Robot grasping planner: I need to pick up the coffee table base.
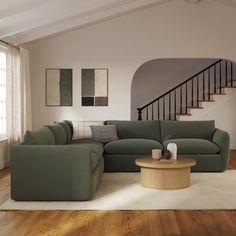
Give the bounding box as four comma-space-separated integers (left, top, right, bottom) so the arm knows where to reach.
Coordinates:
140, 167, 191, 190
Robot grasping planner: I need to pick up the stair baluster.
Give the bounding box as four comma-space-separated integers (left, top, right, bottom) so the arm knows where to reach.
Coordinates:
225, 60, 227, 87
169, 93, 171, 120
214, 65, 217, 93
219, 61, 222, 93
208, 69, 211, 101
163, 97, 165, 120
231, 62, 233, 86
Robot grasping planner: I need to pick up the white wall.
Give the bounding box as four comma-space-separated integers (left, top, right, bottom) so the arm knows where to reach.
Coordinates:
179, 88, 236, 149
25, 0, 236, 130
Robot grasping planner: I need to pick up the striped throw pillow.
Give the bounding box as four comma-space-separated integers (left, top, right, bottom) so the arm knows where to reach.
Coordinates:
90, 125, 119, 143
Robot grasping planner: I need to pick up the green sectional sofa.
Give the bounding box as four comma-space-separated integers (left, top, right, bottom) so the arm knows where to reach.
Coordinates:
11, 120, 230, 201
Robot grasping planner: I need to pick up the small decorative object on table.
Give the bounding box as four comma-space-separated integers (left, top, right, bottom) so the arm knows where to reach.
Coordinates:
167, 143, 177, 160
152, 149, 162, 160
161, 149, 172, 160
159, 134, 173, 161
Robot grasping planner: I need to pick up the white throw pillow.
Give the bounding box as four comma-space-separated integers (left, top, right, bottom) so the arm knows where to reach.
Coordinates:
72, 120, 104, 140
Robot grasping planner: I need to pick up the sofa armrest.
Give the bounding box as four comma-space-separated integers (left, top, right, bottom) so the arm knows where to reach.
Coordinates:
212, 129, 230, 171
11, 144, 93, 200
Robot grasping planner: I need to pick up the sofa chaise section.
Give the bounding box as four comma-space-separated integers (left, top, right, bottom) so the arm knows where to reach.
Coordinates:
161, 120, 230, 172
11, 123, 104, 201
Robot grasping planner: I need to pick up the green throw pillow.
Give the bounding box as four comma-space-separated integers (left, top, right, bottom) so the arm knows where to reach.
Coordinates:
23, 127, 55, 145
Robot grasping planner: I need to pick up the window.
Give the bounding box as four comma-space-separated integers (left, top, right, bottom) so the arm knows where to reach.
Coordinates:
0, 47, 7, 139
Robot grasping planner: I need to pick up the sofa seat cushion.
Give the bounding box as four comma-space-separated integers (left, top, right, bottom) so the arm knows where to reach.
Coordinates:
163, 139, 220, 154
69, 140, 104, 171
104, 139, 163, 154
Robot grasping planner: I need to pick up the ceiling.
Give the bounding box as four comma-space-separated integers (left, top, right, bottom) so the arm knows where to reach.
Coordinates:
0, 0, 235, 45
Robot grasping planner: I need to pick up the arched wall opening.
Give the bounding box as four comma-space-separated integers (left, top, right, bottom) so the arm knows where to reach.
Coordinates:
131, 58, 223, 120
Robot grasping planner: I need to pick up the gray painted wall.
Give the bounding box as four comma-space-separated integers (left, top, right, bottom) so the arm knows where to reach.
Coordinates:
131, 59, 218, 120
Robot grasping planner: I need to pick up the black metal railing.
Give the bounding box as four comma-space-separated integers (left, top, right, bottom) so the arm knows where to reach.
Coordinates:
137, 59, 235, 120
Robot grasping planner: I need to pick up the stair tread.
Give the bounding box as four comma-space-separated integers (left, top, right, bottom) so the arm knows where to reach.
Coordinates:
208, 93, 226, 95
198, 100, 215, 102
187, 107, 203, 109
176, 113, 192, 116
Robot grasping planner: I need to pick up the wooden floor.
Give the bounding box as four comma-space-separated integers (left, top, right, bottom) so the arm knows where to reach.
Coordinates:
0, 151, 236, 236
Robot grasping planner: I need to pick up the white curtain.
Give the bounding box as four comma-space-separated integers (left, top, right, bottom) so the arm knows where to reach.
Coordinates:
5, 46, 32, 167
19, 47, 32, 138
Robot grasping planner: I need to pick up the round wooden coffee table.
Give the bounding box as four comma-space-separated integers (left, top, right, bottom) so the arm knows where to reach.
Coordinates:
135, 157, 196, 190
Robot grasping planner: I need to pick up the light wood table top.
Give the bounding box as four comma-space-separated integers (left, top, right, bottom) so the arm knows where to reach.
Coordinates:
135, 157, 196, 169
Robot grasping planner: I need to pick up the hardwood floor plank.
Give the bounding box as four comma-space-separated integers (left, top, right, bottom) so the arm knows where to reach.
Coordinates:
103, 211, 123, 236
27, 211, 60, 236
0, 170, 10, 205
149, 211, 181, 236
147, 211, 166, 236
109, 211, 149, 236
0, 211, 29, 236
0, 151, 235, 235
210, 211, 236, 236
160, 211, 181, 235
12, 211, 42, 236
196, 211, 226, 236
68, 211, 102, 236
175, 211, 212, 236
225, 210, 236, 224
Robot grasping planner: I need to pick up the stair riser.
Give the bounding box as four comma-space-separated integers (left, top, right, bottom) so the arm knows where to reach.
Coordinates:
226, 81, 236, 87
178, 86, 236, 120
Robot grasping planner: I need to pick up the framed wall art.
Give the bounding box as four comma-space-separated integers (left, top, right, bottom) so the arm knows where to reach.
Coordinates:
46, 68, 72, 106
81, 68, 108, 106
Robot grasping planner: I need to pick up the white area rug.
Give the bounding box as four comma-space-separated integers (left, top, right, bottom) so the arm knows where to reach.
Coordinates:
1, 171, 236, 210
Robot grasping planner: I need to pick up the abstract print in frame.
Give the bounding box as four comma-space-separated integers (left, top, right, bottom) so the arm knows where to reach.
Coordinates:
82, 68, 108, 106
46, 68, 72, 106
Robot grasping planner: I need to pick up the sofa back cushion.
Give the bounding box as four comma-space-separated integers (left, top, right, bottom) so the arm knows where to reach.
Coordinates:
55, 121, 72, 143
23, 127, 55, 145
46, 124, 67, 145
160, 120, 215, 141
106, 120, 161, 141
64, 120, 73, 139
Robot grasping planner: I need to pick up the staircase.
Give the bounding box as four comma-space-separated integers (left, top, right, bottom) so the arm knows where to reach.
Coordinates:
137, 59, 236, 121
